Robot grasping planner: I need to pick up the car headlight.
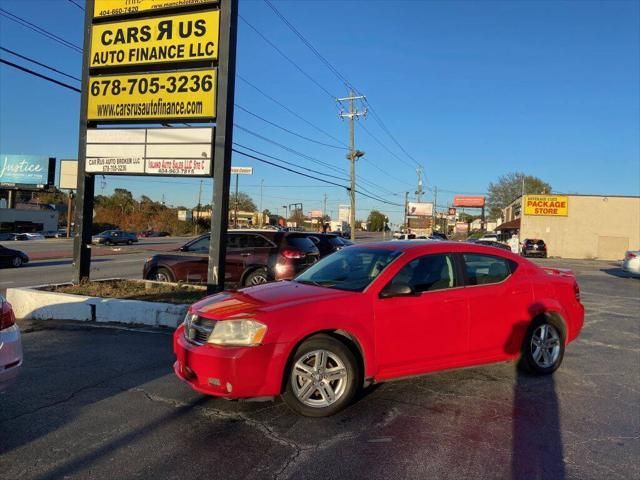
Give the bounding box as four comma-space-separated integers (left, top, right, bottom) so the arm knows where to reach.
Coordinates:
207, 319, 267, 346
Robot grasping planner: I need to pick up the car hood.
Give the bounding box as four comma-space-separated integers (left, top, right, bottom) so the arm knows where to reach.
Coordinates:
192, 281, 354, 320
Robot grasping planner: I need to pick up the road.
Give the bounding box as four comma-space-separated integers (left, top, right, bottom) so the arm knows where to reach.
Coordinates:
0, 258, 638, 479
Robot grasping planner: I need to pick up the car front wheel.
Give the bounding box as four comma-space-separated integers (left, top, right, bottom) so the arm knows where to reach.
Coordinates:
243, 268, 269, 287
519, 318, 565, 375
282, 334, 359, 417
151, 267, 174, 283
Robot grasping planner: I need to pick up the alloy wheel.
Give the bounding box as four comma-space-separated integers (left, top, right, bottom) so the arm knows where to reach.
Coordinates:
531, 324, 561, 368
291, 349, 348, 408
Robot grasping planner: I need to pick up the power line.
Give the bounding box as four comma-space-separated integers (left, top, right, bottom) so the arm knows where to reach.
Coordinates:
67, 0, 85, 11
0, 58, 80, 92
0, 8, 82, 53
235, 104, 346, 150
237, 74, 347, 147
0, 46, 81, 81
239, 15, 338, 101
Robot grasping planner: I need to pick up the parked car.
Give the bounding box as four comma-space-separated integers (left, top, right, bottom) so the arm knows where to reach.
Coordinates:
622, 250, 640, 277
41, 230, 60, 239
475, 240, 511, 251
0, 295, 22, 391
0, 244, 29, 268
139, 230, 170, 238
521, 239, 547, 258
430, 232, 448, 240
303, 233, 352, 258
173, 241, 584, 416
91, 230, 139, 246
480, 233, 499, 241
144, 230, 320, 286
0, 233, 29, 241
22, 232, 45, 240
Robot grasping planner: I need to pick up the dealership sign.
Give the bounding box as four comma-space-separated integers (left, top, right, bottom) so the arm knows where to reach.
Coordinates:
453, 195, 485, 208
0, 155, 55, 188
524, 195, 569, 216
94, 0, 217, 18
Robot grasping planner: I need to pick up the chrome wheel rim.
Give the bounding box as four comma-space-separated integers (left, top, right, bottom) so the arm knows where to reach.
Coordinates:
155, 271, 170, 282
531, 324, 561, 368
292, 349, 348, 408
249, 274, 267, 285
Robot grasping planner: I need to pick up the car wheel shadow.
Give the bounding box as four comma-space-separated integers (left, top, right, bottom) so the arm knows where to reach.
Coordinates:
600, 268, 638, 279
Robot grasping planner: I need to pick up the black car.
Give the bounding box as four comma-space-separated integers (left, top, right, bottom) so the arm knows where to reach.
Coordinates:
91, 230, 139, 245
522, 239, 547, 258
0, 244, 29, 268
304, 233, 352, 258
0, 233, 28, 241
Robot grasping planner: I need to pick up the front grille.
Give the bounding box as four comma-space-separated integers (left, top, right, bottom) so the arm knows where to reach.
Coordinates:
184, 316, 216, 346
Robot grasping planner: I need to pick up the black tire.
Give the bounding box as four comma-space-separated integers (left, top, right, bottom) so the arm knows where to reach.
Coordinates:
11, 256, 22, 268
282, 334, 360, 417
104, 240, 112, 246
127, 239, 133, 245
151, 267, 174, 283
519, 317, 565, 375
243, 268, 269, 287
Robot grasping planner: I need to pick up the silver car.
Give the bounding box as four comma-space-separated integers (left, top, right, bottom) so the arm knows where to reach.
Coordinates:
622, 251, 640, 277
0, 295, 22, 390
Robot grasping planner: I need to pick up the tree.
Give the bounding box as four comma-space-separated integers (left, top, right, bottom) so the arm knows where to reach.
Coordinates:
367, 210, 386, 232
229, 192, 257, 212
288, 208, 305, 227
487, 172, 552, 219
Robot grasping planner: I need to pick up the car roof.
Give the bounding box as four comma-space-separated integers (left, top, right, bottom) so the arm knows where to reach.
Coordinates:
349, 240, 523, 257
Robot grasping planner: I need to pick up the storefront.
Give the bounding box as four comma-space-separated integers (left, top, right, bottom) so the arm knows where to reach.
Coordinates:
498, 194, 640, 260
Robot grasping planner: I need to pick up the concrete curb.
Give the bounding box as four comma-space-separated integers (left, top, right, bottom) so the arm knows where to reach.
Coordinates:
6, 284, 189, 328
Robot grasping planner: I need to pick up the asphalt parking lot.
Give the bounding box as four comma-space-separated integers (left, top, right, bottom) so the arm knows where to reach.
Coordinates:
1, 258, 638, 480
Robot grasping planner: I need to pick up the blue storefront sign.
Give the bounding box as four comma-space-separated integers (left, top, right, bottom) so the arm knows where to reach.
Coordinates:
0, 154, 55, 187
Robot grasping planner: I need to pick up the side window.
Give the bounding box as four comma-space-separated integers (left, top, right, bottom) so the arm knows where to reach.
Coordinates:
390, 254, 457, 293
186, 236, 210, 252
248, 234, 274, 248
463, 254, 512, 286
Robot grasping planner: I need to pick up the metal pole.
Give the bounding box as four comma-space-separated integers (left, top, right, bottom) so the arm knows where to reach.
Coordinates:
72, 0, 95, 284
207, 0, 238, 293
259, 178, 264, 227
348, 91, 356, 241
404, 192, 409, 232
433, 186, 437, 234
234, 173, 239, 228
66, 191, 73, 238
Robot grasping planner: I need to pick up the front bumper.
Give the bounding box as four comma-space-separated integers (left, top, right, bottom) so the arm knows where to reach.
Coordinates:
0, 324, 23, 389
173, 325, 289, 398
622, 258, 640, 275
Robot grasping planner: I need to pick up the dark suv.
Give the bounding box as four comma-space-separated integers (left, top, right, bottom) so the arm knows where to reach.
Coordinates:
521, 238, 547, 258
92, 230, 138, 245
303, 233, 353, 258
143, 230, 320, 286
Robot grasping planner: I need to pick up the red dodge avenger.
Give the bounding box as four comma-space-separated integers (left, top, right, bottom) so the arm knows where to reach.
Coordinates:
173, 241, 584, 416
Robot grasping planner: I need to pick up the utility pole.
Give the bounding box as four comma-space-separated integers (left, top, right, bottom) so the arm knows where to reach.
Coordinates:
415, 167, 424, 202
322, 193, 327, 232
233, 173, 239, 228
259, 179, 264, 227
338, 90, 366, 241
433, 185, 438, 234
66, 191, 74, 238
195, 179, 203, 235
404, 191, 409, 232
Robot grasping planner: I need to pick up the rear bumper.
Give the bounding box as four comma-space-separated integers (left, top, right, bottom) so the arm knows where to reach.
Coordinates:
622, 258, 640, 275
173, 325, 289, 398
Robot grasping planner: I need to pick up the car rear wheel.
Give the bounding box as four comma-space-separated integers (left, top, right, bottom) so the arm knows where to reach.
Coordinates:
519, 318, 565, 375
282, 335, 359, 417
243, 268, 268, 287
11, 256, 22, 268
104, 240, 112, 246
127, 239, 133, 245
152, 267, 174, 283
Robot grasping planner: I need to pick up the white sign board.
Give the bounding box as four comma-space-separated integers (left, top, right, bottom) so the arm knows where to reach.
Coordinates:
59, 159, 78, 189
85, 127, 213, 176
231, 166, 253, 175
407, 202, 434, 217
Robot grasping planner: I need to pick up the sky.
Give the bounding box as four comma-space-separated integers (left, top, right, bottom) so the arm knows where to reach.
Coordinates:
1, 0, 639, 225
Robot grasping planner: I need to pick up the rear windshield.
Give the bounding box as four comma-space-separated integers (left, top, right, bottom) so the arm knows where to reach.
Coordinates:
328, 236, 345, 247
286, 234, 319, 252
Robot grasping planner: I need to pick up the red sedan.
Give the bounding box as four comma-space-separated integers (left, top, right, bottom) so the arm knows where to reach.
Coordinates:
173, 241, 584, 417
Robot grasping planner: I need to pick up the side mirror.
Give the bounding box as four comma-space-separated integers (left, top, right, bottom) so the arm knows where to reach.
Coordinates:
179, 245, 188, 252
379, 282, 415, 299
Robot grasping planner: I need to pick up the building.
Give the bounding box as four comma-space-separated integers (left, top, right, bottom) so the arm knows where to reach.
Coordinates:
0, 208, 59, 232
497, 194, 640, 260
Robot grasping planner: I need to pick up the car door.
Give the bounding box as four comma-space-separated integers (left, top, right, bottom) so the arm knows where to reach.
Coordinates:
374, 253, 469, 379
225, 233, 250, 284
460, 253, 532, 361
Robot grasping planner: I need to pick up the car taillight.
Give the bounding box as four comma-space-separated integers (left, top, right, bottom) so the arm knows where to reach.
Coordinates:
574, 282, 581, 302
282, 248, 305, 259
0, 301, 16, 330
627, 252, 637, 259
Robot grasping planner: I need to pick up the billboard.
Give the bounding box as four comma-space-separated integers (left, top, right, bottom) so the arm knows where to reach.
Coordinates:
407, 202, 433, 217
338, 205, 350, 222
524, 195, 568, 216
94, 0, 217, 18
453, 196, 485, 208
309, 210, 323, 219
0, 155, 55, 188
59, 159, 78, 189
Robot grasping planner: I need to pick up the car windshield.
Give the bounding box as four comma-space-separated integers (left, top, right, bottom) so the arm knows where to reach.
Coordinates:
295, 247, 402, 291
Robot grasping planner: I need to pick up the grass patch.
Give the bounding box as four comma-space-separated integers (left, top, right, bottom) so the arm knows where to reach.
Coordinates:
47, 280, 207, 305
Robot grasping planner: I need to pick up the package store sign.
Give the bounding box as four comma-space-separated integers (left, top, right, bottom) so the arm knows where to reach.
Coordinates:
87, 69, 216, 121
524, 195, 569, 216
94, 0, 218, 18
90, 11, 219, 68
86, 127, 213, 176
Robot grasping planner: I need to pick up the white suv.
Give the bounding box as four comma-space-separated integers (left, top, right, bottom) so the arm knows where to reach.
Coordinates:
0, 295, 22, 390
